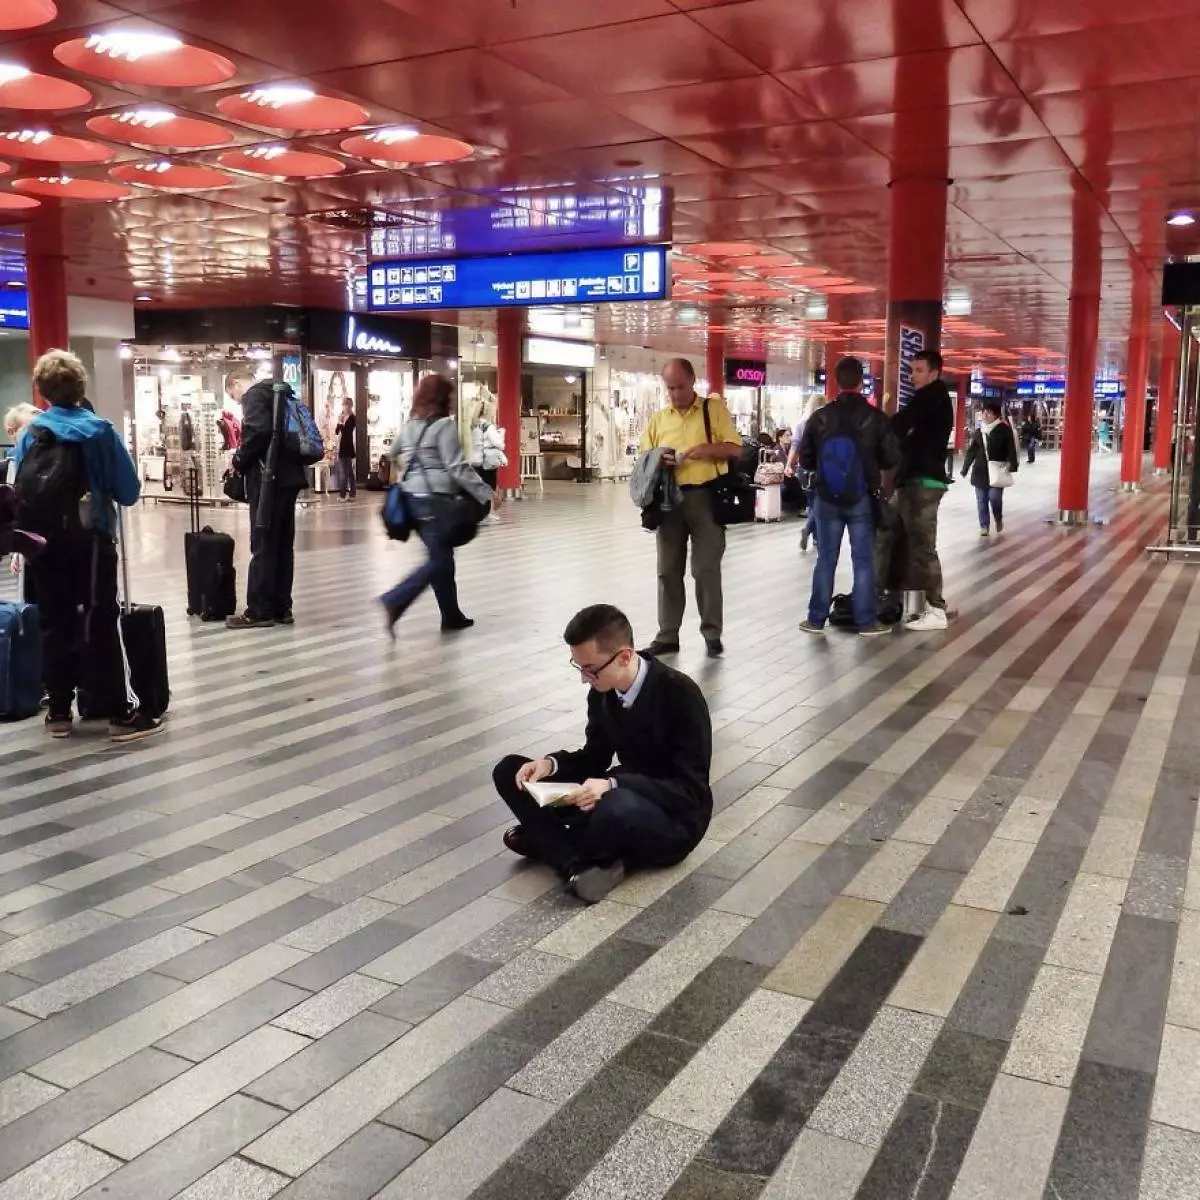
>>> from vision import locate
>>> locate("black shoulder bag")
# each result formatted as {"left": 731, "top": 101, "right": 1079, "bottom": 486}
{"left": 702, "top": 399, "right": 755, "bottom": 526}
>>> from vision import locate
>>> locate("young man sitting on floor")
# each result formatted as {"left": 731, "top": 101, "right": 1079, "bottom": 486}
{"left": 492, "top": 604, "right": 713, "bottom": 904}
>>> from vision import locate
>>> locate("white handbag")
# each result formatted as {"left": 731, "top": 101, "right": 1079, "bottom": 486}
{"left": 988, "top": 460, "right": 1015, "bottom": 489}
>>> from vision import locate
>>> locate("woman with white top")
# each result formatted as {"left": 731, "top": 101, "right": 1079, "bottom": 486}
{"left": 961, "top": 400, "right": 1019, "bottom": 537}
{"left": 381, "top": 375, "right": 498, "bottom": 636}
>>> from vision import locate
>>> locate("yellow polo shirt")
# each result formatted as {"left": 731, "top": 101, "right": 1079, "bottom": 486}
{"left": 640, "top": 394, "right": 741, "bottom": 488}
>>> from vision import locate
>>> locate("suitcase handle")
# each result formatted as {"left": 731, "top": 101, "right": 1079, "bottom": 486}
{"left": 117, "top": 505, "right": 132, "bottom": 615}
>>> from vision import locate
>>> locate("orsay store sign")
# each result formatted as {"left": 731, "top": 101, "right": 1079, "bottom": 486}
{"left": 724, "top": 358, "right": 767, "bottom": 388}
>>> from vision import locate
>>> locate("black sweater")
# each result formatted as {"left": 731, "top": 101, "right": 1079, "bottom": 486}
{"left": 550, "top": 657, "right": 713, "bottom": 845}
{"left": 892, "top": 379, "right": 954, "bottom": 485}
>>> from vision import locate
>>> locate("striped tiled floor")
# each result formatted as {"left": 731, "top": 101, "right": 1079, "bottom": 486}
{"left": 1, "top": 452, "right": 1197, "bottom": 1200}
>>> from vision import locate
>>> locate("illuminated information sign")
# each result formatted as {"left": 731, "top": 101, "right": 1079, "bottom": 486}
{"left": 368, "top": 246, "right": 668, "bottom": 312}
{"left": 368, "top": 189, "right": 666, "bottom": 260}
{"left": 0, "top": 287, "right": 28, "bottom": 330}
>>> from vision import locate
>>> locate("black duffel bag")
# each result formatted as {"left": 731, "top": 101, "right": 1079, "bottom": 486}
{"left": 701, "top": 399, "right": 755, "bottom": 526}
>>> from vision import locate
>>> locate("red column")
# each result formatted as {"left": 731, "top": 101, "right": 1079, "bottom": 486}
{"left": 1120, "top": 273, "right": 1151, "bottom": 490}
{"left": 496, "top": 308, "right": 523, "bottom": 493}
{"left": 705, "top": 331, "right": 725, "bottom": 396}
{"left": 1059, "top": 293, "right": 1099, "bottom": 519}
{"left": 1154, "top": 319, "right": 1181, "bottom": 474}
{"left": 27, "top": 252, "right": 69, "bottom": 391}
{"left": 954, "top": 386, "right": 967, "bottom": 451}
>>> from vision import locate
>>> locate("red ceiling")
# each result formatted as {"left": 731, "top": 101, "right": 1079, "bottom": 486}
{"left": 0, "top": 0, "right": 1196, "bottom": 371}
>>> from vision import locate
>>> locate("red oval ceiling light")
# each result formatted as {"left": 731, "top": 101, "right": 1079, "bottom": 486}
{"left": 807, "top": 276, "right": 856, "bottom": 289}
{"left": 736, "top": 254, "right": 794, "bottom": 269}
{"left": 54, "top": 33, "right": 236, "bottom": 88}
{"left": 769, "top": 266, "right": 829, "bottom": 280}
{"left": 825, "top": 284, "right": 877, "bottom": 295}
{"left": 0, "top": 67, "right": 92, "bottom": 111}
{"left": 341, "top": 130, "right": 472, "bottom": 166}
{"left": 0, "top": 192, "right": 40, "bottom": 210}
{"left": 111, "top": 161, "right": 235, "bottom": 190}
{"left": 682, "top": 242, "right": 761, "bottom": 258}
{"left": 88, "top": 108, "right": 234, "bottom": 150}
{"left": 218, "top": 87, "right": 368, "bottom": 132}
{"left": 0, "top": 130, "right": 113, "bottom": 163}
{"left": 1, "top": 0, "right": 56, "bottom": 31}
{"left": 12, "top": 175, "right": 132, "bottom": 201}
{"left": 219, "top": 146, "right": 344, "bottom": 178}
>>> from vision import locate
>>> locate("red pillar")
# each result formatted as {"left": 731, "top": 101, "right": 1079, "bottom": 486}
{"left": 496, "top": 308, "right": 523, "bottom": 493}
{"left": 1059, "top": 293, "right": 1099, "bottom": 519}
{"left": 954, "top": 386, "right": 967, "bottom": 451}
{"left": 1154, "top": 320, "right": 1181, "bottom": 473}
{"left": 1120, "top": 273, "right": 1151, "bottom": 490}
{"left": 705, "top": 331, "right": 725, "bottom": 397}
{"left": 27, "top": 253, "right": 69, "bottom": 401}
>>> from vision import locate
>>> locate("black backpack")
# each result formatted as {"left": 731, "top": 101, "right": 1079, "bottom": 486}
{"left": 13, "top": 426, "right": 89, "bottom": 535}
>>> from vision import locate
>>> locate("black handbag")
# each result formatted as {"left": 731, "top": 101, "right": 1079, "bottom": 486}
{"left": 222, "top": 471, "right": 247, "bottom": 504}
{"left": 701, "top": 398, "right": 755, "bottom": 526}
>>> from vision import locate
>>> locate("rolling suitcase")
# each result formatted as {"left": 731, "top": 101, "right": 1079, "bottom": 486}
{"left": 118, "top": 509, "right": 169, "bottom": 720}
{"left": 184, "top": 471, "right": 236, "bottom": 622}
{"left": 0, "top": 568, "right": 42, "bottom": 720}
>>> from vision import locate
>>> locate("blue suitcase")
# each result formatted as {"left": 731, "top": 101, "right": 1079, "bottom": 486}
{"left": 0, "top": 599, "right": 42, "bottom": 720}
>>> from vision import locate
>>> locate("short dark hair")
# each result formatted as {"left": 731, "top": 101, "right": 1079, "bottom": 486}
{"left": 563, "top": 604, "right": 634, "bottom": 653}
{"left": 664, "top": 357, "right": 695, "bottom": 381}
{"left": 981, "top": 399, "right": 1003, "bottom": 416}
{"left": 913, "top": 350, "right": 943, "bottom": 373}
{"left": 834, "top": 355, "right": 864, "bottom": 391}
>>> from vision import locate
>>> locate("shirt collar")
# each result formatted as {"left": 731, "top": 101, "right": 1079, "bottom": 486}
{"left": 616, "top": 654, "right": 650, "bottom": 709}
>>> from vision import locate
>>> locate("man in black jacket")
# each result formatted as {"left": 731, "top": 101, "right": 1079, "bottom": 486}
{"left": 493, "top": 604, "right": 713, "bottom": 904}
{"left": 224, "top": 368, "right": 308, "bottom": 629}
{"left": 891, "top": 350, "right": 955, "bottom": 631}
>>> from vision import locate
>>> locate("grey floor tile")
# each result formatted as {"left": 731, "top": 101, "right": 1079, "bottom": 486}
{"left": 273, "top": 1122, "right": 426, "bottom": 1200}
{"left": 370, "top": 953, "right": 494, "bottom": 1026}
{"left": 155, "top": 979, "right": 312, "bottom": 1062}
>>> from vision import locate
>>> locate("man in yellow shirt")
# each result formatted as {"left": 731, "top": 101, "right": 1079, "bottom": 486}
{"left": 639, "top": 358, "right": 743, "bottom": 658}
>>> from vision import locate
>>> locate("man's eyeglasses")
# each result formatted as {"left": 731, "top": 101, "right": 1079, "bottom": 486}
{"left": 569, "top": 649, "right": 624, "bottom": 680}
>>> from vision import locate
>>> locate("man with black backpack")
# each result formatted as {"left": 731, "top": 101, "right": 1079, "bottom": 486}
{"left": 11, "top": 350, "right": 162, "bottom": 741}
{"left": 797, "top": 356, "right": 900, "bottom": 637}
{"left": 224, "top": 368, "right": 318, "bottom": 630}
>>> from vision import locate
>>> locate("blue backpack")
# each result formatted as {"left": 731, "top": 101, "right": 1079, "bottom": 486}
{"left": 816, "top": 409, "right": 868, "bottom": 506}
{"left": 276, "top": 383, "right": 324, "bottom": 466}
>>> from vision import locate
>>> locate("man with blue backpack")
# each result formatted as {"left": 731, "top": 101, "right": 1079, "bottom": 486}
{"left": 224, "top": 367, "right": 322, "bottom": 629}
{"left": 797, "top": 356, "right": 900, "bottom": 637}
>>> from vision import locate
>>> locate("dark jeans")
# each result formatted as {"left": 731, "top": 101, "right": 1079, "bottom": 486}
{"left": 975, "top": 486, "right": 1004, "bottom": 530}
{"left": 809, "top": 494, "right": 877, "bottom": 630}
{"left": 493, "top": 755, "right": 694, "bottom": 877}
{"left": 1026, "top": 439, "right": 1037, "bottom": 464}
{"left": 29, "top": 529, "right": 134, "bottom": 719}
{"left": 339, "top": 456, "right": 356, "bottom": 498}
{"left": 381, "top": 494, "right": 462, "bottom": 622}
{"left": 246, "top": 474, "right": 300, "bottom": 620}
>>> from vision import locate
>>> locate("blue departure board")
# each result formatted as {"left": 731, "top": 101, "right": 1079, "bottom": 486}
{"left": 368, "top": 246, "right": 668, "bottom": 312}
{"left": 368, "top": 188, "right": 667, "bottom": 260}
{"left": 0, "top": 287, "right": 28, "bottom": 330}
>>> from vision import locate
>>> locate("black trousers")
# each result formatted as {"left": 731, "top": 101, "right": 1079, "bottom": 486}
{"left": 492, "top": 754, "right": 695, "bottom": 877}
{"left": 245, "top": 475, "right": 300, "bottom": 620}
{"left": 28, "top": 529, "right": 134, "bottom": 719}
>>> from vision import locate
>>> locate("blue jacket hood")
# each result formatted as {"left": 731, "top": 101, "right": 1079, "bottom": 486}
{"left": 12, "top": 404, "right": 140, "bottom": 534}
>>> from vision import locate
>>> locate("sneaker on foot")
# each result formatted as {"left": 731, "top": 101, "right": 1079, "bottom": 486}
{"left": 642, "top": 640, "right": 680, "bottom": 657}
{"left": 906, "top": 607, "right": 949, "bottom": 632}
{"left": 569, "top": 861, "right": 626, "bottom": 904}
{"left": 109, "top": 710, "right": 165, "bottom": 743}
{"left": 979, "top": 528, "right": 990, "bottom": 538}
{"left": 45, "top": 709, "right": 73, "bottom": 738}
{"left": 799, "top": 529, "right": 810, "bottom": 552}
{"left": 798, "top": 619, "right": 825, "bottom": 635}
{"left": 226, "top": 612, "right": 274, "bottom": 629}
{"left": 858, "top": 623, "right": 891, "bottom": 638}
{"left": 441, "top": 615, "right": 475, "bottom": 632}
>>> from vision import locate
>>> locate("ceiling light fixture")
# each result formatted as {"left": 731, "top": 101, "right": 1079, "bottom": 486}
{"left": 0, "top": 64, "right": 31, "bottom": 85}
{"left": 245, "top": 145, "right": 287, "bottom": 160}
{"left": 84, "top": 32, "right": 183, "bottom": 62}
{"left": 2, "top": 129, "right": 51, "bottom": 144}
{"left": 366, "top": 127, "right": 420, "bottom": 145}
{"left": 134, "top": 160, "right": 172, "bottom": 174}
{"left": 242, "top": 85, "right": 316, "bottom": 108}
{"left": 115, "top": 108, "right": 175, "bottom": 127}
{"left": 133, "top": 293, "right": 152, "bottom": 301}
{"left": 1167, "top": 212, "right": 1196, "bottom": 227}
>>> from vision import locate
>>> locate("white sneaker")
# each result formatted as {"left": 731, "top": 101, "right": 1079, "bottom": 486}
{"left": 906, "top": 607, "right": 949, "bottom": 632}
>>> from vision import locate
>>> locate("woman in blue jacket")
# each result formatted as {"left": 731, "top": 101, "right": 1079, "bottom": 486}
{"left": 10, "top": 350, "right": 162, "bottom": 742}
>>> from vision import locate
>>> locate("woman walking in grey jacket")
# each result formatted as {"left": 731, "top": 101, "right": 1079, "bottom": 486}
{"left": 381, "top": 375, "right": 497, "bottom": 636}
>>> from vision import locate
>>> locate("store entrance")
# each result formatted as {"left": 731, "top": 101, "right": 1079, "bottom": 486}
{"left": 524, "top": 364, "right": 590, "bottom": 482}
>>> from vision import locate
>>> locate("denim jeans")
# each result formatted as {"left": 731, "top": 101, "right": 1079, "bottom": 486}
{"left": 975, "top": 486, "right": 1004, "bottom": 531}
{"left": 380, "top": 494, "right": 461, "bottom": 622}
{"left": 492, "top": 755, "right": 695, "bottom": 877}
{"left": 808, "top": 494, "right": 877, "bottom": 630}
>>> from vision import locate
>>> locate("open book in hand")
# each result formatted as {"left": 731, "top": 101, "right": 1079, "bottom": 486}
{"left": 521, "top": 780, "right": 579, "bottom": 808}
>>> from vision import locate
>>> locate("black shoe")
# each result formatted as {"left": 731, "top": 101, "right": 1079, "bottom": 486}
{"left": 706, "top": 639, "right": 724, "bottom": 658}
{"left": 642, "top": 640, "right": 679, "bottom": 658}
{"left": 45, "top": 709, "right": 73, "bottom": 738}
{"left": 503, "top": 825, "right": 532, "bottom": 858}
{"left": 569, "top": 861, "right": 626, "bottom": 904}
{"left": 274, "top": 612, "right": 295, "bottom": 626}
{"left": 109, "top": 710, "right": 165, "bottom": 744}
{"left": 441, "top": 615, "right": 475, "bottom": 632}
{"left": 226, "top": 612, "right": 274, "bottom": 630}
